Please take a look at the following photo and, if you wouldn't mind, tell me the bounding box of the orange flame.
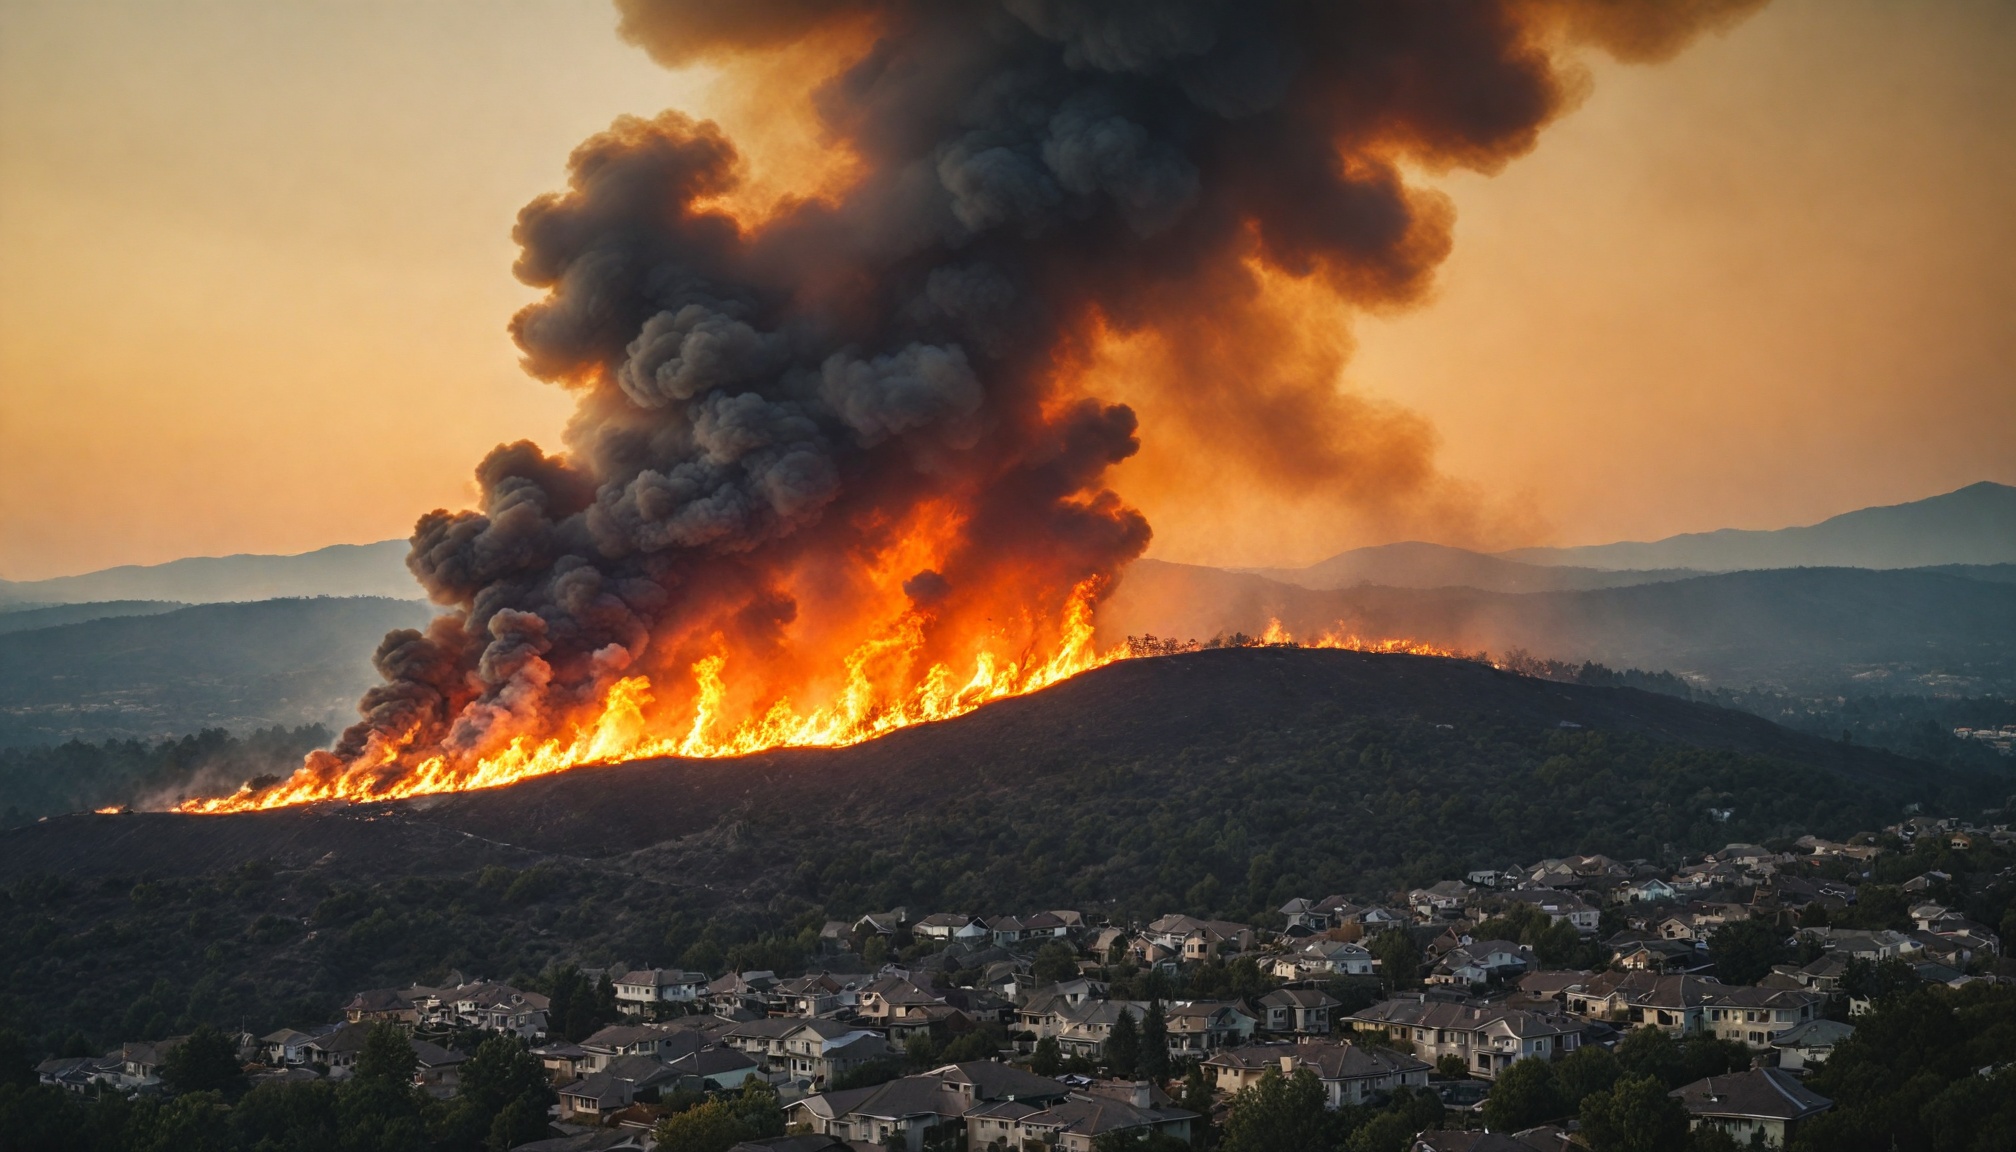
[178,583,1115,813]
[176,602,1471,814]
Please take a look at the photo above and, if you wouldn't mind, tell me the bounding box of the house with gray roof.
[1770,1019,1854,1073]
[1671,1068,1832,1147]
[1258,987,1342,1035]
[613,968,707,1014]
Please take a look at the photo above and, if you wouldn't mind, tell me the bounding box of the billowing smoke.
[272,0,1762,798]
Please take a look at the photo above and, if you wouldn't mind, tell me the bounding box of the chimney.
[1131,1080,1153,1108]
[1280,1055,1296,1075]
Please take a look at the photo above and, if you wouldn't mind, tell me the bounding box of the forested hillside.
[0,649,2002,1046]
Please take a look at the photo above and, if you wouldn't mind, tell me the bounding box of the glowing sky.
[2,0,2011,580]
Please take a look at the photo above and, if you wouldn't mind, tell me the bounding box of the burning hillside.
[180,0,1761,813]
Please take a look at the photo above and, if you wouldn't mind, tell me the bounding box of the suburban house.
[853,911,910,939]
[1348,997,1581,1080]
[1702,987,1824,1048]
[580,1022,706,1071]
[964,1080,1194,1152]
[1615,939,1707,974]
[1020,998,1147,1059]
[1500,889,1601,934]
[707,971,780,1016]
[556,1055,678,1122]
[775,973,855,1018]
[409,981,549,1038]
[1358,907,1409,932]
[1795,928,1923,962]
[1279,899,1333,932]
[36,1055,122,1093]
[1408,881,1475,918]
[1562,972,1819,1047]
[1164,1001,1260,1054]
[1021,912,1074,941]
[115,1038,184,1089]
[1274,938,1376,979]
[303,1024,373,1078]
[1204,1040,1431,1108]
[666,1047,765,1092]
[1429,940,1531,986]
[856,976,969,1041]
[789,1063,1068,1152]
[613,968,707,1014]
[343,988,420,1027]
[1621,878,1678,904]
[782,1021,893,1087]
[915,914,990,942]
[986,916,1031,946]
[1563,972,1725,1034]
[412,1040,466,1098]
[1258,988,1342,1035]
[1770,1019,1854,1072]
[259,1027,323,1066]
[1141,916,1257,962]
[1670,1069,1832,1147]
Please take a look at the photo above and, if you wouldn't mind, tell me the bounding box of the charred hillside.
[1,648,2004,1043]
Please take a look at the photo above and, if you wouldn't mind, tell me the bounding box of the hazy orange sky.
[2,0,2011,580]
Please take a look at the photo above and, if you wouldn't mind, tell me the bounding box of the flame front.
[176,602,1462,814]
[178,584,1115,813]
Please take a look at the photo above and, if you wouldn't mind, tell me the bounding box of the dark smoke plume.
[291,0,1763,789]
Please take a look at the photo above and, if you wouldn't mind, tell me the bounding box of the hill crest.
[4,647,1983,881]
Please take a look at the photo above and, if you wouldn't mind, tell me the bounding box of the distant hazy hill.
[0,600,186,634]
[1239,540,1697,592]
[1499,481,2016,571]
[0,540,418,606]
[0,597,431,747]
[1102,561,2016,693]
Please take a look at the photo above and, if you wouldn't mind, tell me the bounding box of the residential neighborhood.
[24,812,2013,1151]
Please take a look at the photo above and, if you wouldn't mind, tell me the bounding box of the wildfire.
[178,584,1116,813]
[174,602,1467,814]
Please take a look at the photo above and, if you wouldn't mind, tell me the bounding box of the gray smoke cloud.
[270,0,1763,793]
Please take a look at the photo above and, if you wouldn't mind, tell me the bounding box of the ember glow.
[177,0,1762,813]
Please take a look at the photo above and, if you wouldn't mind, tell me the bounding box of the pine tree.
[1180,1064,1217,1147]
[1105,1007,1142,1077]
[1032,1036,1063,1077]
[1138,1000,1170,1081]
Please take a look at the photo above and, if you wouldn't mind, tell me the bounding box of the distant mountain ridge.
[1238,540,1699,593]
[0,601,186,634]
[1101,561,2016,695]
[6,482,2005,604]
[0,541,419,606]
[1498,481,2016,571]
